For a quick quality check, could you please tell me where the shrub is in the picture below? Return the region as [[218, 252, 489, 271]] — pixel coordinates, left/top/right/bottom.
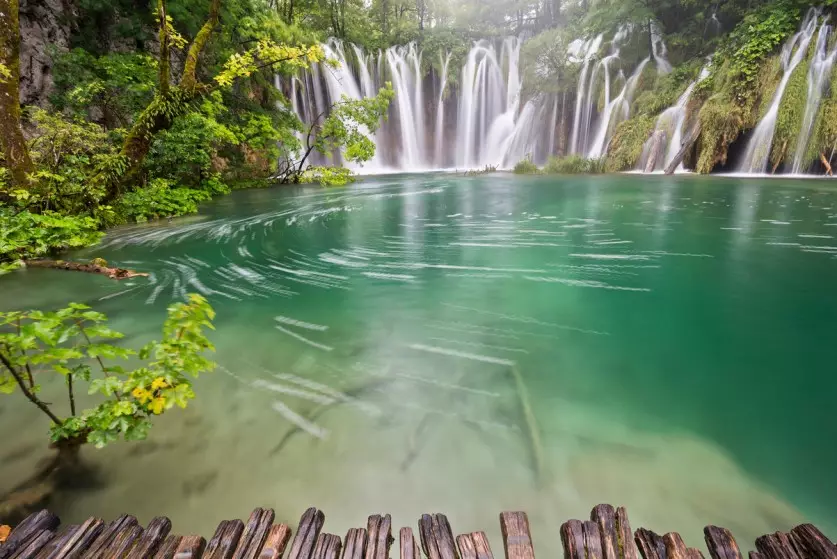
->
[[0, 209, 103, 272], [545, 155, 605, 174], [300, 166, 355, 186], [696, 95, 746, 174], [513, 158, 541, 175], [116, 179, 213, 222]]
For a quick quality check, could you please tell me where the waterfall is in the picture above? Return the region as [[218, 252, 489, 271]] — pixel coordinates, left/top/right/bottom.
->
[[792, 21, 837, 174], [434, 52, 451, 167], [588, 58, 649, 159], [569, 35, 604, 155], [737, 10, 819, 174], [638, 63, 711, 172]]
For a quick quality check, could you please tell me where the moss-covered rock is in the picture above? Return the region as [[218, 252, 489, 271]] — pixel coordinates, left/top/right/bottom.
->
[[605, 114, 656, 172], [695, 94, 745, 174]]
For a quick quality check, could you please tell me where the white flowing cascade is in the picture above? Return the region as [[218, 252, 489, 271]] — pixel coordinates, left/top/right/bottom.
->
[[737, 9, 819, 174], [570, 24, 672, 158], [791, 19, 837, 174], [286, 37, 549, 171], [638, 63, 711, 172]]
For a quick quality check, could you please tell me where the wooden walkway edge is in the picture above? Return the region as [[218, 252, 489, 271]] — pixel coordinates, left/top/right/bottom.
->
[[0, 504, 834, 559]]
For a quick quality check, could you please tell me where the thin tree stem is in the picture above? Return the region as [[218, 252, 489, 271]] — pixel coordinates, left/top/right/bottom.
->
[[75, 319, 121, 401], [67, 373, 76, 416], [0, 350, 63, 425]]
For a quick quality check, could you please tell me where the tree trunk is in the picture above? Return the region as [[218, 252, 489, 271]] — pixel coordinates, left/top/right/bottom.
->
[[0, 0, 35, 189], [665, 122, 701, 175]]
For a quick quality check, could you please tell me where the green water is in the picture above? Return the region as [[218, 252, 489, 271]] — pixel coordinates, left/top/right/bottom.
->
[[2, 173, 836, 550]]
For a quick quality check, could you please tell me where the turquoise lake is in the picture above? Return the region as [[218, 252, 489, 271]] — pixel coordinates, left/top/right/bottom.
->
[[1, 173, 835, 551]]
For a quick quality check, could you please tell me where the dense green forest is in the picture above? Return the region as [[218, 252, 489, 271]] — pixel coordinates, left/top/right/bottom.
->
[[1, 0, 836, 270]]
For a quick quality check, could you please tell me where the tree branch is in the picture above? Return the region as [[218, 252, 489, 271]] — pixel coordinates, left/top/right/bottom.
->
[[181, 0, 222, 92], [0, 349, 63, 425], [158, 0, 170, 95]]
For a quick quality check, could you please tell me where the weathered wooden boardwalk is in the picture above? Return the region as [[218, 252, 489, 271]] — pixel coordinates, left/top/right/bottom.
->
[[0, 504, 834, 559]]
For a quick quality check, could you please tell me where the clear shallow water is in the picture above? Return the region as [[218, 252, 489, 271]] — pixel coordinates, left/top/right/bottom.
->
[[2, 173, 836, 550]]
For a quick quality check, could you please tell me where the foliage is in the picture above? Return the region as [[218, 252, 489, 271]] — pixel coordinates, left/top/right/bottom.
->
[[0, 295, 215, 448], [513, 158, 541, 175], [215, 41, 325, 87], [711, 0, 801, 106], [605, 115, 656, 171], [146, 92, 239, 187], [22, 108, 119, 215], [546, 155, 606, 174], [301, 166, 356, 186], [115, 178, 215, 222], [0, 209, 103, 271], [520, 28, 579, 95], [51, 50, 157, 128]]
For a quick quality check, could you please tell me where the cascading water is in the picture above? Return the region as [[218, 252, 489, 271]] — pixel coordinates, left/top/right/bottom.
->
[[791, 20, 837, 174], [569, 34, 605, 155], [638, 63, 711, 173], [288, 37, 550, 171], [737, 9, 819, 174]]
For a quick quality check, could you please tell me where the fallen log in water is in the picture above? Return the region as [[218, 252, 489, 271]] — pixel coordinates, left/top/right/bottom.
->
[[1, 504, 834, 559], [665, 122, 701, 175], [24, 258, 148, 280]]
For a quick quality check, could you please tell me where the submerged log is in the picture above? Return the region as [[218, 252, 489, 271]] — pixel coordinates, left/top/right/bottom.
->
[[664, 122, 701, 175], [23, 258, 148, 279]]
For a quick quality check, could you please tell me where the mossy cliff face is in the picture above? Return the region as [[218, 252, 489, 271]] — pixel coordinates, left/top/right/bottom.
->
[[695, 95, 745, 174], [605, 115, 656, 172], [771, 58, 809, 170]]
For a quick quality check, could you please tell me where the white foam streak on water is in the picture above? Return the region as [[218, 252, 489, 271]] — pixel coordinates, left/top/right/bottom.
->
[[570, 253, 653, 261], [524, 276, 652, 292], [407, 343, 516, 366], [254, 379, 336, 405], [428, 337, 529, 354], [443, 304, 608, 335]]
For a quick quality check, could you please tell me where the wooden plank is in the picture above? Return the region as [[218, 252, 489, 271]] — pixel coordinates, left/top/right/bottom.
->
[[419, 514, 456, 559], [457, 534, 477, 559], [419, 515, 440, 559], [560, 520, 585, 559], [287, 508, 325, 559], [86, 514, 139, 559], [704, 526, 742, 559], [755, 533, 803, 559], [583, 521, 604, 559], [313, 534, 343, 559], [154, 535, 185, 559], [401, 528, 419, 559], [35, 525, 78, 559], [686, 549, 705, 559], [7, 530, 54, 559], [616, 508, 637, 559], [50, 516, 104, 558], [472, 533, 494, 559], [749, 553, 763, 559], [342, 528, 368, 559], [592, 505, 618, 559], [260, 525, 292, 559], [791, 525, 837, 559], [0, 510, 60, 559], [105, 524, 144, 557], [233, 508, 276, 559], [663, 534, 688, 559], [174, 535, 207, 559], [365, 515, 394, 559], [127, 516, 172, 559], [500, 511, 535, 559], [203, 520, 245, 559], [635, 529, 666, 559]]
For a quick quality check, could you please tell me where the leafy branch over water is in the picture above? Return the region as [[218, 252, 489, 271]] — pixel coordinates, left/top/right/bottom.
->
[[0, 294, 216, 449]]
